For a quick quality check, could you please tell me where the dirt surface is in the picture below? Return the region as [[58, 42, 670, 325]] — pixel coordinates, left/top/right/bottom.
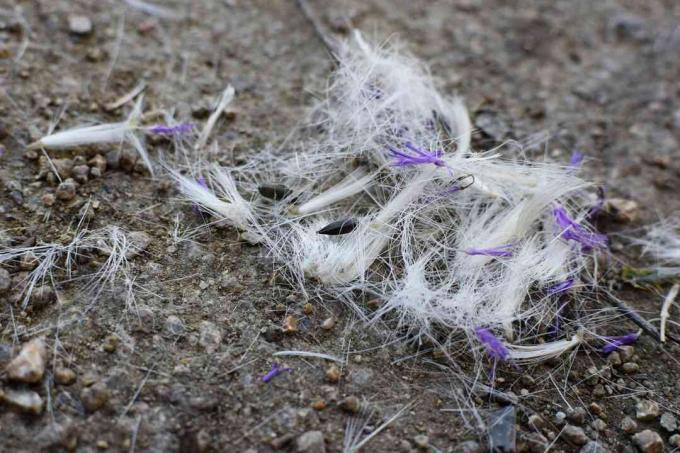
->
[[0, 0, 679, 452]]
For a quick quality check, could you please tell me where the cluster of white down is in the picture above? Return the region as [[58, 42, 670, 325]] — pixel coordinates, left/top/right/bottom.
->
[[175, 31, 603, 361]]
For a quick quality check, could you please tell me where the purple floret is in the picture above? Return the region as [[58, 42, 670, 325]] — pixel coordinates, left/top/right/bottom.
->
[[475, 327, 510, 362], [464, 244, 514, 257], [147, 123, 194, 136], [602, 332, 640, 354], [569, 150, 584, 168], [262, 363, 292, 383], [547, 278, 575, 295], [553, 205, 607, 251], [388, 143, 446, 168]]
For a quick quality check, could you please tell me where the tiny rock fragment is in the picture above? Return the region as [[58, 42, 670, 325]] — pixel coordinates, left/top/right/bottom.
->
[[125, 231, 151, 258], [88, 154, 107, 173], [567, 407, 587, 425], [669, 434, 680, 448], [0, 267, 11, 293], [31, 285, 56, 308], [282, 315, 298, 334], [19, 252, 38, 271], [621, 416, 637, 433], [321, 317, 335, 330], [42, 193, 56, 206], [71, 164, 89, 184], [295, 430, 326, 453], [338, 395, 360, 414], [56, 178, 77, 201], [102, 335, 118, 353], [80, 382, 111, 412], [622, 362, 639, 374], [635, 400, 660, 421], [489, 406, 516, 452], [413, 434, 429, 448], [164, 315, 185, 336], [660, 412, 678, 432], [68, 15, 93, 35], [606, 351, 622, 367], [325, 365, 340, 383], [311, 399, 326, 410], [198, 321, 222, 353], [1, 388, 44, 414], [580, 441, 605, 453], [605, 198, 639, 223], [632, 430, 663, 453], [303, 303, 313, 315], [6, 337, 47, 383], [54, 367, 77, 385], [561, 425, 589, 446]]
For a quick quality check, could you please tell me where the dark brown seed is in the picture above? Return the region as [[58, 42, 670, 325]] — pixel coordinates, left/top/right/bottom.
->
[[258, 184, 291, 201], [317, 218, 357, 235]]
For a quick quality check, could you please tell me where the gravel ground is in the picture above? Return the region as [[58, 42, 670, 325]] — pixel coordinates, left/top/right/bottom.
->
[[0, 0, 679, 452]]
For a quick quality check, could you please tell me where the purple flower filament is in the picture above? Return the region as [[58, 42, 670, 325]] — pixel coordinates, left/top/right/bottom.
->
[[464, 243, 514, 257], [148, 123, 194, 136], [388, 143, 447, 168], [547, 278, 574, 295], [602, 332, 640, 354], [553, 205, 607, 251], [262, 363, 292, 383], [569, 150, 584, 169], [476, 328, 510, 382]]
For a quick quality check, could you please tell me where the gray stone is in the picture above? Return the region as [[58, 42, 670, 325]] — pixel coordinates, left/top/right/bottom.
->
[[623, 362, 640, 374], [80, 382, 111, 412], [126, 231, 151, 258], [56, 178, 77, 201], [6, 337, 46, 383], [632, 430, 663, 453], [660, 412, 677, 432], [561, 425, 589, 446], [636, 400, 660, 421], [413, 434, 429, 448], [621, 416, 637, 434], [567, 407, 587, 425], [591, 418, 607, 431], [669, 434, 680, 448], [580, 441, 606, 453], [1, 388, 44, 414], [295, 430, 325, 453], [164, 315, 185, 336], [198, 321, 222, 353], [0, 267, 11, 292], [68, 15, 92, 35]]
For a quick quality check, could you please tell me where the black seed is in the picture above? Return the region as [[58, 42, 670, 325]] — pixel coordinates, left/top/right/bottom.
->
[[317, 218, 358, 235], [258, 184, 291, 200]]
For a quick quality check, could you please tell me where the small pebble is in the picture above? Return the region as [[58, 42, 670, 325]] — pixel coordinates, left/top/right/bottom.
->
[[68, 15, 93, 35], [71, 165, 89, 183], [54, 367, 77, 385], [589, 402, 604, 417], [42, 193, 56, 207], [591, 418, 607, 431], [88, 155, 107, 173], [164, 315, 185, 336], [567, 407, 587, 425], [325, 365, 340, 383], [56, 178, 77, 201], [1, 388, 44, 414], [320, 317, 335, 330], [102, 335, 118, 353], [621, 416, 637, 433], [303, 303, 313, 315], [554, 411, 567, 426], [606, 351, 622, 367], [311, 399, 326, 410], [282, 315, 298, 334], [580, 441, 604, 453], [0, 267, 11, 292], [125, 231, 151, 258], [413, 434, 429, 449], [338, 395, 360, 414], [619, 346, 635, 361], [561, 425, 589, 446], [660, 412, 678, 432], [622, 362, 640, 374], [632, 430, 663, 453], [80, 381, 111, 412], [452, 440, 481, 453], [6, 337, 47, 383], [669, 434, 680, 448], [636, 400, 660, 421], [295, 430, 325, 453], [198, 321, 222, 353]]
